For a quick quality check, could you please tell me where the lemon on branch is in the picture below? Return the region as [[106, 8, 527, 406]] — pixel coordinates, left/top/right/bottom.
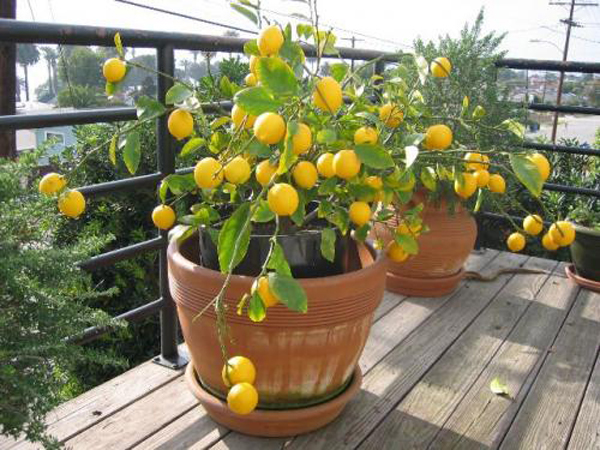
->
[[292, 161, 318, 189], [152, 204, 176, 230], [313, 76, 342, 113], [268, 183, 299, 216], [258, 25, 284, 56], [224, 156, 251, 184], [194, 157, 223, 189], [222, 356, 256, 387], [103, 58, 126, 83], [58, 190, 86, 219], [430, 57, 451, 78], [39, 172, 66, 195], [168, 109, 194, 140], [253, 112, 286, 145]]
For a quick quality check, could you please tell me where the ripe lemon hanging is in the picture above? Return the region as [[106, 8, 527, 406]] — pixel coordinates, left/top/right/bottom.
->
[[252, 276, 279, 307], [224, 156, 251, 184], [253, 112, 286, 145], [152, 204, 176, 230], [168, 109, 194, 140], [249, 55, 259, 76], [267, 183, 299, 216], [464, 152, 486, 171], [354, 126, 378, 145], [454, 172, 477, 199], [488, 174, 506, 194], [430, 57, 452, 78], [313, 76, 343, 113], [316, 152, 335, 178], [103, 58, 126, 83], [379, 103, 404, 128], [473, 169, 490, 188], [549, 221, 575, 246], [194, 157, 223, 189], [258, 25, 284, 56], [507, 232, 526, 252], [292, 161, 318, 189], [58, 190, 86, 219], [333, 149, 361, 180], [527, 153, 551, 181], [387, 242, 408, 263], [255, 160, 277, 186], [231, 105, 256, 129], [542, 232, 559, 251], [245, 73, 257, 87], [424, 124, 452, 150], [523, 214, 543, 236], [222, 356, 257, 387], [39, 172, 66, 195], [227, 382, 259, 415], [349, 201, 372, 227], [289, 122, 312, 155]]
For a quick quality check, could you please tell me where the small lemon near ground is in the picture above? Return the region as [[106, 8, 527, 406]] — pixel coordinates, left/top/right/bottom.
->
[[430, 57, 452, 78], [474, 169, 490, 188], [253, 112, 286, 145], [349, 201, 371, 227], [527, 153, 551, 181], [424, 124, 453, 150], [488, 174, 506, 194], [354, 126, 378, 145], [542, 232, 559, 251], [316, 153, 335, 178], [387, 242, 409, 263], [333, 149, 361, 180], [222, 356, 256, 387], [292, 161, 318, 189], [252, 276, 279, 308], [454, 172, 477, 199], [227, 382, 259, 415], [168, 109, 194, 140], [224, 156, 251, 184], [523, 214, 543, 236], [39, 172, 66, 195], [255, 160, 277, 186], [152, 204, 176, 230], [103, 58, 126, 83], [507, 232, 526, 252], [379, 103, 403, 128], [549, 221, 575, 246], [194, 157, 223, 189], [231, 105, 256, 129], [258, 25, 284, 56], [58, 190, 86, 219], [268, 183, 299, 216], [289, 123, 312, 155], [245, 73, 257, 86], [313, 76, 343, 113]]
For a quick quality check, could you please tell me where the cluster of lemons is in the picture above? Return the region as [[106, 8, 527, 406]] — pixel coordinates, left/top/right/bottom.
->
[[221, 355, 258, 415], [38, 173, 86, 218]]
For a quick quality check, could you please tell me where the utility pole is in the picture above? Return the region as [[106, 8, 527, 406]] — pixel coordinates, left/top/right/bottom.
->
[[548, 0, 597, 143], [340, 36, 364, 71], [0, 0, 16, 159]]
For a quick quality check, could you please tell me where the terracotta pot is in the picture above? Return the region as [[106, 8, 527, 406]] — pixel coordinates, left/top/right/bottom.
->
[[374, 192, 477, 297], [168, 233, 386, 433]]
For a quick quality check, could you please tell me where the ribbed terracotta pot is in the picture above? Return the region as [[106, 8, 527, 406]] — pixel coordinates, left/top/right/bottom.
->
[[168, 233, 387, 435], [375, 192, 477, 297]]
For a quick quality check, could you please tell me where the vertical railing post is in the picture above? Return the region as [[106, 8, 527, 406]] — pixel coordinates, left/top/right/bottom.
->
[[154, 44, 188, 369]]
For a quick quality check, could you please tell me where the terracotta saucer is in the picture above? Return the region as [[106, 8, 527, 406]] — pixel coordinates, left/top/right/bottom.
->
[[184, 362, 362, 437], [386, 268, 465, 298], [565, 264, 600, 293]]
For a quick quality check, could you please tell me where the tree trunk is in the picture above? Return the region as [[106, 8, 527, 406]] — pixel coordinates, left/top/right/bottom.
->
[[23, 65, 30, 102], [0, 0, 17, 159], [47, 62, 54, 95]]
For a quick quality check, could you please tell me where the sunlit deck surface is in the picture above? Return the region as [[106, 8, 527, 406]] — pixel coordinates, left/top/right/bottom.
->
[[4, 249, 600, 450]]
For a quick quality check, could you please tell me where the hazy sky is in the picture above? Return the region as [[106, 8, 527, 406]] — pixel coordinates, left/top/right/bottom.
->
[[16, 0, 600, 95]]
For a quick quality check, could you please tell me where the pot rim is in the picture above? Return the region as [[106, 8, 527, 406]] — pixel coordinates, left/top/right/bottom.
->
[[574, 223, 600, 238]]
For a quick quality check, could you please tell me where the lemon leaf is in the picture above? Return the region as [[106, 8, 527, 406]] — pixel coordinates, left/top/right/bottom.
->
[[510, 154, 543, 197], [248, 291, 266, 322], [123, 131, 141, 175], [234, 86, 283, 116], [501, 119, 525, 139], [317, 129, 337, 144], [490, 377, 509, 396], [218, 203, 251, 273], [219, 76, 234, 99], [268, 273, 307, 313], [108, 135, 117, 166], [266, 242, 292, 276], [420, 167, 437, 191], [330, 63, 349, 83], [105, 81, 115, 97], [394, 233, 419, 255], [252, 200, 275, 223], [320, 228, 336, 263], [355, 144, 394, 169], [230, 3, 258, 25], [243, 40, 260, 56], [165, 83, 192, 105], [257, 57, 298, 98], [136, 95, 166, 121], [180, 137, 205, 157], [114, 32, 124, 58]]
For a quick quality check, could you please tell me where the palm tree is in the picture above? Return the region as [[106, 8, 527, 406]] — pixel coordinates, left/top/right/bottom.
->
[[16, 44, 40, 102], [40, 46, 58, 97]]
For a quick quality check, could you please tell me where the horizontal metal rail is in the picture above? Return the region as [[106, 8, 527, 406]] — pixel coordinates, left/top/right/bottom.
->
[[496, 58, 600, 74], [526, 103, 600, 115], [522, 141, 600, 157], [543, 182, 600, 198], [79, 237, 164, 270], [79, 173, 162, 197]]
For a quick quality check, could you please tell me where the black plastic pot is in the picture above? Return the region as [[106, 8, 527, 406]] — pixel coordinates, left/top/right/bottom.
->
[[198, 228, 348, 278], [570, 224, 600, 282]]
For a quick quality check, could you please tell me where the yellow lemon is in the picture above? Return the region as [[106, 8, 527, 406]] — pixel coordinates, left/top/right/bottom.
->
[[253, 112, 286, 145], [194, 157, 223, 189], [349, 201, 372, 227], [316, 152, 335, 178], [39, 172, 66, 195], [58, 190, 85, 219], [152, 204, 176, 230], [354, 126, 378, 145], [430, 57, 451, 78], [333, 149, 361, 180], [231, 105, 256, 129], [507, 232, 526, 252], [245, 73, 257, 87], [289, 122, 312, 155], [379, 103, 403, 128], [523, 214, 543, 236], [488, 174, 506, 194], [252, 276, 279, 308], [258, 25, 284, 56], [397, 221, 421, 236], [473, 169, 490, 188], [527, 153, 551, 181], [249, 55, 259, 76], [549, 221, 575, 246], [454, 172, 477, 199], [387, 242, 409, 263], [313, 76, 343, 113], [222, 356, 256, 387], [464, 152, 486, 171], [255, 160, 277, 186], [168, 109, 194, 140], [542, 232, 559, 251], [292, 161, 318, 189], [267, 183, 299, 216], [224, 156, 251, 184], [424, 124, 453, 150], [103, 58, 126, 83], [227, 382, 258, 415]]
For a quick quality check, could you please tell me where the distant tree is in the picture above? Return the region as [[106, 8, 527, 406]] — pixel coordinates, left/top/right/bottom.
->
[[39, 46, 59, 98], [58, 47, 104, 89], [218, 56, 249, 85], [57, 85, 108, 108], [16, 44, 40, 102]]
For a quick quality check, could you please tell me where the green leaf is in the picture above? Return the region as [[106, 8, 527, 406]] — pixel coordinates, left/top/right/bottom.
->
[[248, 292, 266, 322], [165, 83, 192, 104], [354, 223, 370, 242], [490, 377, 509, 396], [123, 131, 141, 174], [414, 55, 429, 84], [394, 233, 419, 255], [244, 40, 260, 56], [246, 140, 271, 157], [420, 167, 437, 191], [279, 40, 304, 68], [316, 129, 337, 144], [320, 228, 336, 263], [210, 116, 231, 130], [354, 144, 394, 169], [405, 145, 419, 169], [510, 154, 543, 197], [501, 119, 525, 139], [267, 242, 292, 276], [278, 121, 297, 175], [473, 105, 486, 120], [136, 95, 166, 121], [230, 3, 258, 24], [330, 63, 349, 82], [105, 81, 115, 97], [318, 177, 338, 195], [159, 179, 168, 203], [474, 187, 484, 213], [252, 200, 275, 223], [219, 76, 234, 99], [218, 203, 251, 273], [180, 137, 205, 157], [108, 134, 117, 166], [268, 272, 307, 313], [461, 95, 469, 116], [114, 32, 124, 58], [164, 174, 196, 195], [257, 57, 298, 98], [234, 86, 283, 116], [290, 190, 306, 226]]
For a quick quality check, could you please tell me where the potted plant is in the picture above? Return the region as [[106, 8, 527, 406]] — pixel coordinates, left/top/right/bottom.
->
[[567, 200, 600, 286]]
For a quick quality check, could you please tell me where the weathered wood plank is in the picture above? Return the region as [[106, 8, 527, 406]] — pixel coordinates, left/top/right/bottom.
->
[[428, 270, 580, 449], [8, 346, 188, 449], [64, 376, 198, 450], [284, 251, 528, 450], [210, 434, 291, 450], [499, 287, 600, 449], [358, 257, 558, 449], [373, 291, 405, 322], [568, 326, 600, 450]]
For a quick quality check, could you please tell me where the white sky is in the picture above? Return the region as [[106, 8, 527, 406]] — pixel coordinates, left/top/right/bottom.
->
[[16, 0, 600, 94]]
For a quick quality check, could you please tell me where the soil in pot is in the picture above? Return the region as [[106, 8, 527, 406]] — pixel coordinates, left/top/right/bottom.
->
[[570, 224, 600, 282]]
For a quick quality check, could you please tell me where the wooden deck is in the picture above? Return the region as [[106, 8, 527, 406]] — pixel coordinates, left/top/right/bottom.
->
[[4, 249, 600, 450]]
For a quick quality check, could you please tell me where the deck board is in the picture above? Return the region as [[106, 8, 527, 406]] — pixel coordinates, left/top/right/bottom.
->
[[7, 250, 600, 450]]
